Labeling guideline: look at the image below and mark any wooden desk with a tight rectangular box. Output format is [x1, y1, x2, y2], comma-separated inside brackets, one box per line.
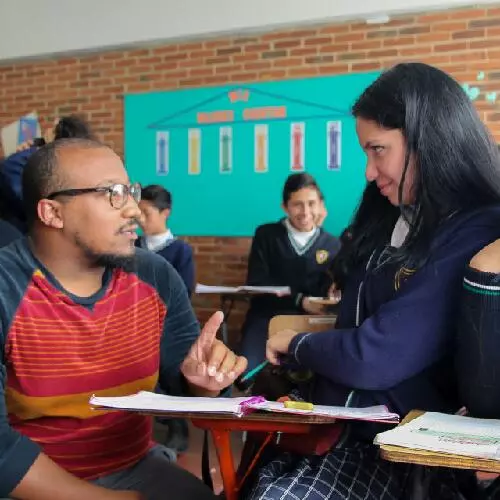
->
[144, 409, 335, 500]
[380, 410, 500, 473]
[380, 410, 500, 499]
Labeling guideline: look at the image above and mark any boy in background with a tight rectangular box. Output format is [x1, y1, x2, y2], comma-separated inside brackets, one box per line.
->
[137, 184, 195, 296]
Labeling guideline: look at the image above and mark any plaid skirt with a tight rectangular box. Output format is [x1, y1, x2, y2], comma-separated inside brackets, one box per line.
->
[244, 441, 480, 500]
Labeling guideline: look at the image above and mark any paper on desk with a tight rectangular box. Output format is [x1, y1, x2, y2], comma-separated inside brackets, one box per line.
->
[195, 284, 291, 295]
[90, 391, 250, 416]
[247, 401, 400, 423]
[374, 412, 500, 460]
[90, 392, 399, 423]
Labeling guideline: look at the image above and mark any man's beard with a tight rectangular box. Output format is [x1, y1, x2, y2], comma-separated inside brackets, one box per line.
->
[75, 235, 137, 272]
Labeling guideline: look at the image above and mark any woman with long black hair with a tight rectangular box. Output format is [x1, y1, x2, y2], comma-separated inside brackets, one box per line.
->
[246, 63, 500, 499]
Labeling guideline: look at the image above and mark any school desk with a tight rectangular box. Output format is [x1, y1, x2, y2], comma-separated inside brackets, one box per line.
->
[380, 410, 500, 499]
[143, 408, 336, 500]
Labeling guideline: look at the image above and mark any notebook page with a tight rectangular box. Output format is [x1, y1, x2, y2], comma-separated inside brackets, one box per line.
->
[248, 401, 399, 422]
[375, 412, 500, 459]
[90, 391, 249, 415]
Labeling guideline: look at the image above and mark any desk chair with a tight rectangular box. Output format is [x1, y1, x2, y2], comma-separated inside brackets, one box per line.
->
[195, 313, 337, 500]
[268, 314, 337, 337]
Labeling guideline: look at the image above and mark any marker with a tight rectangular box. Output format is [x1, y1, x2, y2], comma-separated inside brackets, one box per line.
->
[240, 360, 269, 383]
[284, 401, 314, 411]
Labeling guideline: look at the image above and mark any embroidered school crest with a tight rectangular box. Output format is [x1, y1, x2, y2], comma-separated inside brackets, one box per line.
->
[316, 249, 329, 265]
[394, 267, 416, 290]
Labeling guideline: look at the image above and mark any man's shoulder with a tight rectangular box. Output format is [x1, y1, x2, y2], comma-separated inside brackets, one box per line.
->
[134, 246, 177, 275]
[0, 238, 34, 274]
[0, 239, 36, 334]
[0, 220, 21, 249]
[133, 247, 182, 296]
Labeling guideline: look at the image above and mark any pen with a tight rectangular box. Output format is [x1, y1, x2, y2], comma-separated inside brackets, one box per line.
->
[240, 360, 269, 383]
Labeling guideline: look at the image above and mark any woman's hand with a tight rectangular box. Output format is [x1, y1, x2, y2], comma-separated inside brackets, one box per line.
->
[266, 329, 300, 365]
[301, 297, 327, 315]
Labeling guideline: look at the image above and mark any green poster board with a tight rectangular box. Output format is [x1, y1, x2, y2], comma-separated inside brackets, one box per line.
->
[124, 72, 379, 237]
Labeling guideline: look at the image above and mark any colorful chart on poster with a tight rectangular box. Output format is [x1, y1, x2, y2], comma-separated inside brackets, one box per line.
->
[125, 72, 379, 237]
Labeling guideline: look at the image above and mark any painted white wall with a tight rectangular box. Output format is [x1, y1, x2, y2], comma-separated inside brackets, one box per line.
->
[1, 0, 498, 62]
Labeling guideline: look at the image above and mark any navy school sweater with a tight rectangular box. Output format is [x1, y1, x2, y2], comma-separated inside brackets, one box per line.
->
[288, 206, 500, 438]
[457, 265, 500, 419]
[136, 236, 195, 297]
[246, 221, 340, 315]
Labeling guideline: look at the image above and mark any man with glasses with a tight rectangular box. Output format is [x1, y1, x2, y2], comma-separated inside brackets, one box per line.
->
[0, 138, 247, 500]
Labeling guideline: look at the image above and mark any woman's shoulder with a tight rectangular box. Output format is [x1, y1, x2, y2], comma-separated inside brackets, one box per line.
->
[469, 239, 500, 274]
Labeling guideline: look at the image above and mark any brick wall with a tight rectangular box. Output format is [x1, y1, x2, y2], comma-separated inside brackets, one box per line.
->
[1, 5, 500, 344]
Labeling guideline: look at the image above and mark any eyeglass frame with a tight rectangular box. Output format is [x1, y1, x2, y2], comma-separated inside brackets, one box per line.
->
[45, 182, 142, 209]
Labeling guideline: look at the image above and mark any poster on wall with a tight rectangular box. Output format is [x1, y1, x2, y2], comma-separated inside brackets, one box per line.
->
[327, 121, 342, 171]
[188, 128, 201, 175]
[219, 126, 233, 174]
[290, 122, 305, 172]
[156, 131, 169, 175]
[254, 124, 268, 173]
[124, 71, 381, 236]
[1, 112, 41, 157]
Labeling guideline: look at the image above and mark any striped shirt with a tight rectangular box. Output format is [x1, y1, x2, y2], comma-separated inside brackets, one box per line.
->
[0, 238, 199, 497]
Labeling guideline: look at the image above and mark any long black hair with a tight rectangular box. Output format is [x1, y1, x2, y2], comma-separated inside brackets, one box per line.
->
[345, 62, 500, 273]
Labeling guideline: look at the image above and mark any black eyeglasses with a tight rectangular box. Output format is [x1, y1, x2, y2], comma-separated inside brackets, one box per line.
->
[46, 182, 142, 209]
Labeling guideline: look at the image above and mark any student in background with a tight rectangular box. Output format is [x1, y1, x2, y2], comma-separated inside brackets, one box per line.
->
[246, 63, 500, 500]
[137, 184, 195, 297]
[239, 173, 340, 375]
[0, 115, 95, 232]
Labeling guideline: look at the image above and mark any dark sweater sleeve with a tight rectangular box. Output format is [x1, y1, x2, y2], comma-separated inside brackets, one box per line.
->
[176, 243, 195, 297]
[246, 226, 303, 311]
[0, 341, 41, 497]
[456, 267, 500, 418]
[155, 257, 201, 396]
[0, 221, 21, 248]
[289, 222, 496, 392]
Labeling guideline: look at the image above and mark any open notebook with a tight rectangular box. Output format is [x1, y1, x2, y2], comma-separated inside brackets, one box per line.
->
[374, 412, 500, 460]
[90, 391, 399, 423]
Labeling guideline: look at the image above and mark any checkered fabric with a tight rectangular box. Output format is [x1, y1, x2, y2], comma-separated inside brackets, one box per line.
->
[244, 441, 479, 500]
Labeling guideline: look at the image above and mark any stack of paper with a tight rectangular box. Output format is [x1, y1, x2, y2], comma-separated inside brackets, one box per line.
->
[374, 412, 500, 460]
[247, 401, 399, 423]
[90, 391, 399, 423]
[195, 284, 291, 295]
[90, 392, 250, 415]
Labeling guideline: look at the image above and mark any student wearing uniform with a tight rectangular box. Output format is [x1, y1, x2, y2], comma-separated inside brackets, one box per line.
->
[137, 185, 195, 297]
[245, 63, 500, 500]
[239, 173, 340, 374]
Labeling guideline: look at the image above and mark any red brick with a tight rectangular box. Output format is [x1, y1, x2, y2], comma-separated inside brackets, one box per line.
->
[2, 4, 500, 330]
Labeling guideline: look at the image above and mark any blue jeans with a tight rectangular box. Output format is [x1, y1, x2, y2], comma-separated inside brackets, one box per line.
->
[2, 444, 216, 500]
